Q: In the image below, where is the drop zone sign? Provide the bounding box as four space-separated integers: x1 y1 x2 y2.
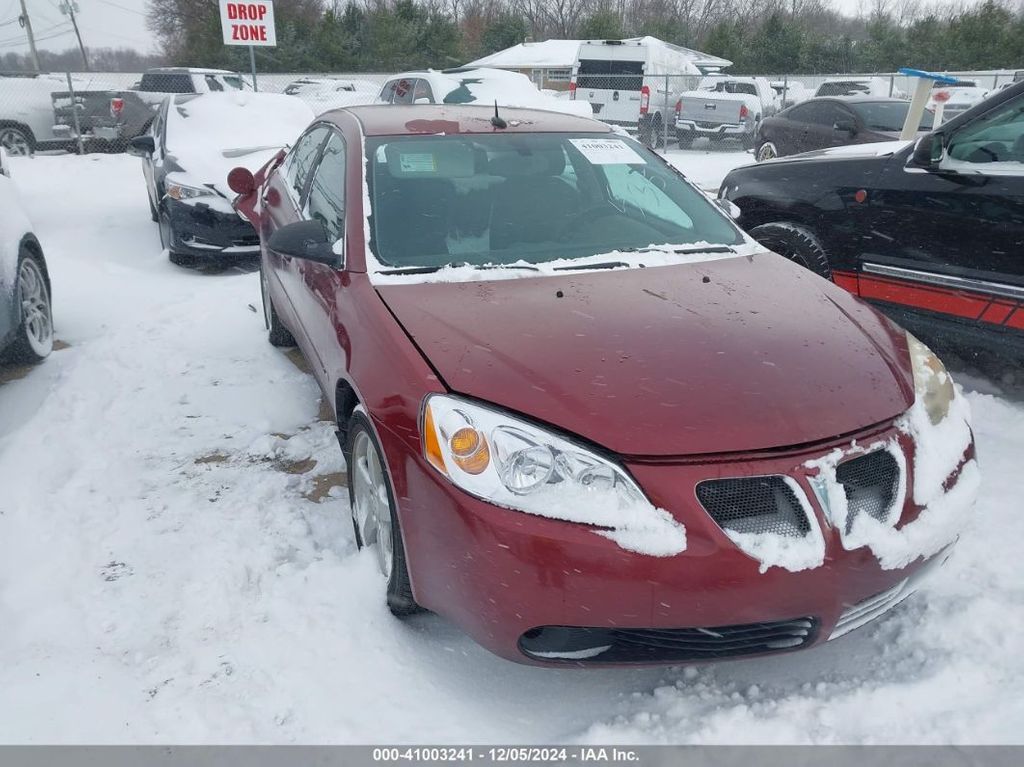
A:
219 0 276 46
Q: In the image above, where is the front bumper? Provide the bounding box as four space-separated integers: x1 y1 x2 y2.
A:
385 417 975 666
676 119 751 137
165 198 260 258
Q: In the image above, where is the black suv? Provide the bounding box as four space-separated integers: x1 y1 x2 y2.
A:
720 81 1024 361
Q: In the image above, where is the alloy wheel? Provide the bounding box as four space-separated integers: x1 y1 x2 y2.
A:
0 128 31 157
18 257 53 357
757 142 778 162
351 429 395 577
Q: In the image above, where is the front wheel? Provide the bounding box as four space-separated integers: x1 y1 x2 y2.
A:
0 125 33 157
749 222 832 279
346 409 420 616
756 141 779 162
676 131 693 149
5 250 53 363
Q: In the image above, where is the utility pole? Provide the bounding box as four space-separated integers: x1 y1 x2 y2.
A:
59 1 89 71
17 0 41 72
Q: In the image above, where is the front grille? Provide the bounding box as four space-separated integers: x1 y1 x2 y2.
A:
835 450 900 532
520 618 818 663
696 476 810 537
829 581 908 640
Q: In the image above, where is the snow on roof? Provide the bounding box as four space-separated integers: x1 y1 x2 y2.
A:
467 40 584 69
466 37 731 72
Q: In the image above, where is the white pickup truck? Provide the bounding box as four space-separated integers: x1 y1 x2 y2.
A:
674 76 776 149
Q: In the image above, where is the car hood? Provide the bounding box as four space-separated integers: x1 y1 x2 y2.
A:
376 254 914 457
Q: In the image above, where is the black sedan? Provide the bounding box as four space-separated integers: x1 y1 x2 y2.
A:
128 93 312 266
721 81 1024 361
754 97 933 162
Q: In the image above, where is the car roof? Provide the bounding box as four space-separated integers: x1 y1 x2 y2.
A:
327 104 612 137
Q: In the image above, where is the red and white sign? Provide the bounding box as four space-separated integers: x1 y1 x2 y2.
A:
219 0 276 47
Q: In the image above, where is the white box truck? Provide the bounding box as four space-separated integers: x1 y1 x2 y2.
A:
570 38 702 147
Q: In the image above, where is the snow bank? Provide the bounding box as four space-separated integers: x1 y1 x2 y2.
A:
165 92 314 198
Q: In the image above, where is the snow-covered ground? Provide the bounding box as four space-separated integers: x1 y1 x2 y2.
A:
1 152 1023 744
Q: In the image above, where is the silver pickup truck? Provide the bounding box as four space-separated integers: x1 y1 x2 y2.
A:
51 68 250 151
675 77 776 149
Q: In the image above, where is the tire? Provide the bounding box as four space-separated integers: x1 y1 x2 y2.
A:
5 248 54 363
0 124 34 157
676 131 693 150
749 222 832 279
260 262 295 347
345 409 420 616
756 141 779 162
742 121 759 151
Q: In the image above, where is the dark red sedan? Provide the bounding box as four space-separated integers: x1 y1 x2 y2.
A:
230 105 978 666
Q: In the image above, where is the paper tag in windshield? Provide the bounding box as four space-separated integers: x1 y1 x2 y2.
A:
399 153 437 173
570 138 646 165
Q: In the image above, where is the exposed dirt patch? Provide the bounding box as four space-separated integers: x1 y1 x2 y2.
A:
0 338 71 384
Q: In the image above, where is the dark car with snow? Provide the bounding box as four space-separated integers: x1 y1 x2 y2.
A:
0 150 54 364
754 97 934 162
128 92 312 266
226 104 977 666
722 81 1024 361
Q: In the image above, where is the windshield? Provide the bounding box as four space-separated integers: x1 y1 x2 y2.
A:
365 133 743 270
850 101 934 132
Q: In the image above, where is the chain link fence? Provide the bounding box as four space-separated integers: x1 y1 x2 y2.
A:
1 67 1019 158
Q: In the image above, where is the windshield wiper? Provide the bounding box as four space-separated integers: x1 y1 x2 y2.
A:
553 261 629 271
670 246 736 255
378 262 540 275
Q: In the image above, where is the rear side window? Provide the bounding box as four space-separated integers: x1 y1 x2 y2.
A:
576 59 644 91
284 126 330 203
381 78 415 104
139 73 194 93
305 132 347 244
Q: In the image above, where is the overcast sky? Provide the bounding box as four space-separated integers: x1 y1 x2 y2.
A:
0 0 989 58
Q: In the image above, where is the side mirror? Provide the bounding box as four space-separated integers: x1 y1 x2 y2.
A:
227 166 256 196
128 135 155 157
267 220 339 266
834 120 857 135
716 198 741 220
911 133 942 168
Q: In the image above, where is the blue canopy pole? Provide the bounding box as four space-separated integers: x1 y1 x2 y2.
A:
898 68 960 140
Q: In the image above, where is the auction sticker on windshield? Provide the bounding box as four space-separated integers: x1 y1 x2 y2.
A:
398 153 437 173
569 138 646 165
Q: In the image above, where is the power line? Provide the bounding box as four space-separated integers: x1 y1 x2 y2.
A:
93 0 147 16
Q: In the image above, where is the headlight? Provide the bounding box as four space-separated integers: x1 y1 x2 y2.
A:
906 331 955 425
166 181 213 201
421 394 685 555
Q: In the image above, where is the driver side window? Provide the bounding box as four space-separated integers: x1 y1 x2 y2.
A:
947 99 1024 166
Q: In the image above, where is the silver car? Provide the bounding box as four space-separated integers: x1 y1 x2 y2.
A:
0 150 53 364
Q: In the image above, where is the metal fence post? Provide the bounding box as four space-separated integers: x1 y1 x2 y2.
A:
65 71 85 155
783 74 789 108
888 74 895 97
662 73 670 153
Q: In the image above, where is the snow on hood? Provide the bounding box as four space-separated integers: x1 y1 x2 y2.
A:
164 92 314 198
0 174 33 298
763 140 913 164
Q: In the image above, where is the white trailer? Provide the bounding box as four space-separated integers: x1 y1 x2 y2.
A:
570 38 702 147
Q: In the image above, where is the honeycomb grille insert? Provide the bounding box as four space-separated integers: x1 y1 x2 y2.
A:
696 476 810 537
836 450 901 532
